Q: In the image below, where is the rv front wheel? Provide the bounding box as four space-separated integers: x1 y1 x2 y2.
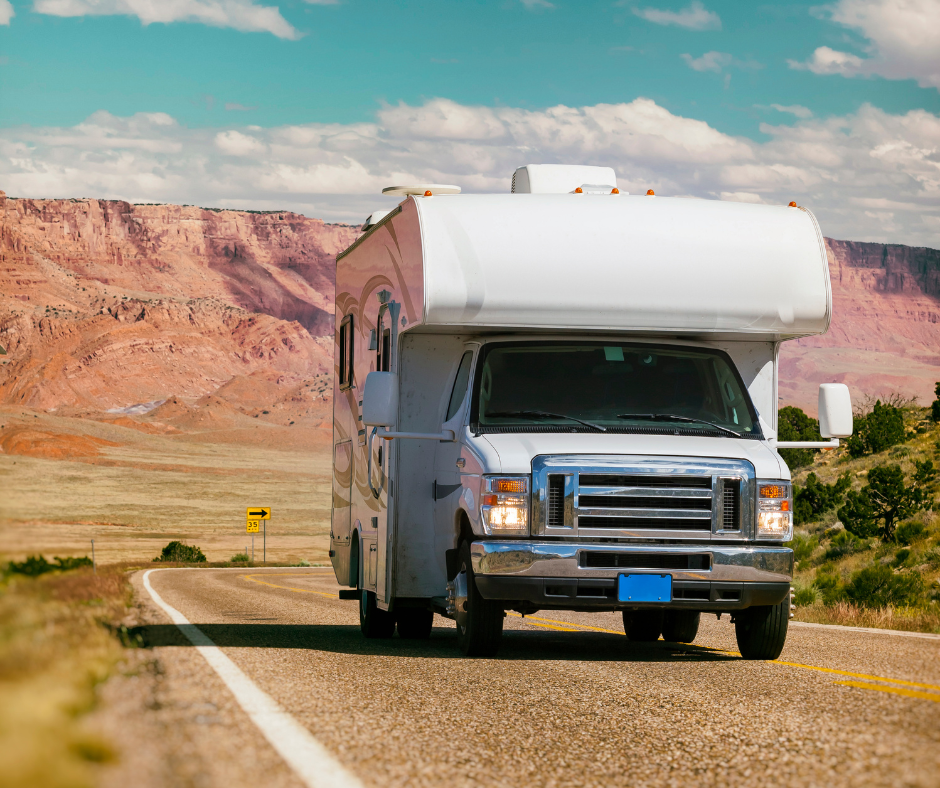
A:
360 590 395 638
455 542 503 657
734 598 789 660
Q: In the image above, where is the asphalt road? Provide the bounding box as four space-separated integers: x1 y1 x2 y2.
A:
135 567 940 788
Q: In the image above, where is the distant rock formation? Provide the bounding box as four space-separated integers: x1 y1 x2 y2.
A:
0 192 358 411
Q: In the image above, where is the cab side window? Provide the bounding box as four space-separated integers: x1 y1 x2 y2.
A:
338 315 354 390
445 351 474 422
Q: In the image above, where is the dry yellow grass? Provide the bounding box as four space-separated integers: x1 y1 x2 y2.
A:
795 601 940 633
0 567 130 788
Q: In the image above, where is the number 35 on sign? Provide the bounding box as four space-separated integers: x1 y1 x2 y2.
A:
246 520 261 533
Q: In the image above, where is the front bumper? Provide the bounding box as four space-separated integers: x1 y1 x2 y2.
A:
470 540 792 611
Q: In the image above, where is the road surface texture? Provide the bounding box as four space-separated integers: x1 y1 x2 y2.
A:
108 567 940 788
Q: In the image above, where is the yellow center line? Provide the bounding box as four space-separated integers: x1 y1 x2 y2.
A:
241 573 339 599
773 660 940 692
835 680 940 703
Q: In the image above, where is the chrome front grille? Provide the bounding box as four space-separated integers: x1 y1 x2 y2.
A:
532 456 754 541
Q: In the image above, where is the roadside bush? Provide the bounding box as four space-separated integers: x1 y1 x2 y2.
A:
813 565 845 605
838 461 936 542
931 382 940 423
844 564 925 608
777 406 821 469
229 553 250 563
792 578 821 607
788 532 819 562
846 401 905 458
823 529 869 561
6 555 92 577
895 520 928 545
153 541 207 563
794 472 851 525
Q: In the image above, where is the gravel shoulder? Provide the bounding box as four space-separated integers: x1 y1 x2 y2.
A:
95 567 940 788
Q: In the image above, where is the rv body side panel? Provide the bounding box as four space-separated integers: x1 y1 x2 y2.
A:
395 333 472 599
712 340 776 427
331 203 425 590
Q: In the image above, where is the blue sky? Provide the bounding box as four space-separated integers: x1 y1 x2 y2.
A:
1 0 938 245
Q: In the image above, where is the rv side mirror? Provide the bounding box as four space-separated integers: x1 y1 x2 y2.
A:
818 383 853 438
362 371 398 427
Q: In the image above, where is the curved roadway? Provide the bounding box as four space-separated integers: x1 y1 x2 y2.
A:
136 567 940 788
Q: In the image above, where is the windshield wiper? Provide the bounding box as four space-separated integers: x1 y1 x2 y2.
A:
486 410 607 433
615 413 742 438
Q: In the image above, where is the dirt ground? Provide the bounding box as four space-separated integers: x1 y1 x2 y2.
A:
0 406 333 566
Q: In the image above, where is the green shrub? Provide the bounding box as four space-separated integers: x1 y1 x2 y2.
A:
777 406 821 469
894 547 911 566
153 541 207 563
895 520 928 544
813 566 845 605
931 382 940 423
794 472 851 525
792 579 821 607
230 553 250 563
787 532 819 562
846 401 905 458
6 555 93 577
838 461 936 542
844 564 925 608
824 529 869 561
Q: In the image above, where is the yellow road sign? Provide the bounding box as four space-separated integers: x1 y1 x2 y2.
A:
247 520 261 533
246 507 271 520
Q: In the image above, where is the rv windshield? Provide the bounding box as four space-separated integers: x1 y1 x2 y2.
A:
471 342 760 438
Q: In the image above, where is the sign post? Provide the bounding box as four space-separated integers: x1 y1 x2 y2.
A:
246 508 270 564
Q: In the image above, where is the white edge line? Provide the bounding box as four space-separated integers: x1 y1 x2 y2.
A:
142 569 364 788
791 620 940 641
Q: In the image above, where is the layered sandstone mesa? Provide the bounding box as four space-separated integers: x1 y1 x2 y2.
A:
0 191 359 411
780 239 940 413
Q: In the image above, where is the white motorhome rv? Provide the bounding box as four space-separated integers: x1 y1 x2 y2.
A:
329 165 852 659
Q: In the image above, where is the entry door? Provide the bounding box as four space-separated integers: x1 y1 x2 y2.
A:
374 300 400 606
330 440 353 584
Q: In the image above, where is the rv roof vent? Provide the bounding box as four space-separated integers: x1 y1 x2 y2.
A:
512 164 617 194
381 184 461 196
362 210 392 231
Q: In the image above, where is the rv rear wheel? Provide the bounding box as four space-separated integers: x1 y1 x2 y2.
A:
455 542 503 657
360 590 395 638
623 609 663 642
397 608 434 639
661 610 700 643
734 598 789 660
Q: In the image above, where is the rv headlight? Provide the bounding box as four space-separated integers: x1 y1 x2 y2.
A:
481 476 529 536
756 481 792 541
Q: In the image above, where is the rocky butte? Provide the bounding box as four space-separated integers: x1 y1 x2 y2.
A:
0 191 938 417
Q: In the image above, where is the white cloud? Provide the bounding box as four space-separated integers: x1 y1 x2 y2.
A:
32 0 300 39
225 102 257 111
1 99 938 246
632 1 720 30
0 0 14 24
789 0 940 90
682 51 733 72
768 104 814 119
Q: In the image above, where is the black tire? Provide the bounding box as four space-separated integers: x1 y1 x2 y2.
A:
397 608 434 639
662 610 700 643
456 542 503 657
623 609 663 642
735 599 789 660
360 589 395 638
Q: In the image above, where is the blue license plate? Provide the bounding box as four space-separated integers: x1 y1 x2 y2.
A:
617 574 672 603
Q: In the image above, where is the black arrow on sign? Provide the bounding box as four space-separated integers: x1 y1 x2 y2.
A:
249 509 269 518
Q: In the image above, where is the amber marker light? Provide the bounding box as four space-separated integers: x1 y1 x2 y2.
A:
424 190 433 197
646 189 655 196
574 187 584 193
759 484 786 498
611 188 620 194
494 479 525 493
789 201 797 207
